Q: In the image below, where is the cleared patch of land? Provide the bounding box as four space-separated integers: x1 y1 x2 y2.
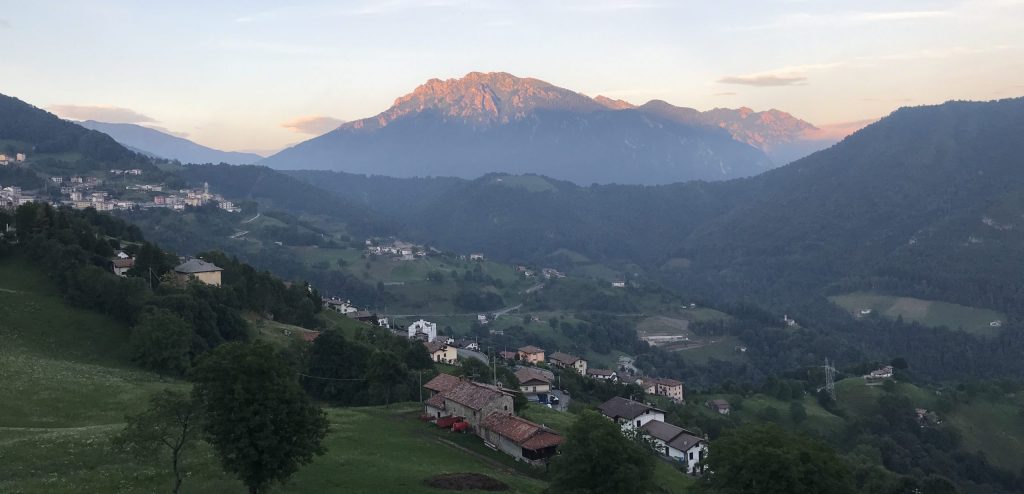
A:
829 292 1006 337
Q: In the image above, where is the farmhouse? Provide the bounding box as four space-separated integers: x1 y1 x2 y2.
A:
424 341 458 364
423 380 514 433
517 345 545 364
111 257 135 277
514 368 551 396
173 258 223 286
599 396 665 430
549 351 587 376
641 420 707 474
865 365 894 383
479 413 563 465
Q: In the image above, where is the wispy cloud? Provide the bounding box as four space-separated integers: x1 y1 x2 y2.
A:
850 10 951 22
281 115 346 135
717 74 806 87
47 104 155 123
712 91 737 96
0 19 11 29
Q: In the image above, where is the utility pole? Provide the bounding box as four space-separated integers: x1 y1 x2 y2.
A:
418 370 422 403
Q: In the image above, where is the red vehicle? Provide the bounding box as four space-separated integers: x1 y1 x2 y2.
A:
436 416 462 429
451 421 470 433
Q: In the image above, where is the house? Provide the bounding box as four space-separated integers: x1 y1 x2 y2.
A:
408 319 438 342
549 352 588 376
480 413 563 465
348 310 379 325
514 368 552 396
587 368 617 381
423 380 514 432
499 350 518 362
598 396 666 430
865 365 894 382
517 345 545 364
641 420 707 475
611 281 626 288
173 258 223 286
469 253 485 261
640 377 685 403
15 153 25 162
477 314 489 325
323 298 358 315
706 399 731 415
111 257 135 277
425 341 458 365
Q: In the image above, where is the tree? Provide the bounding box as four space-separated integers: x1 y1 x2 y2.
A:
365 350 407 406
129 308 193 374
696 424 854 494
115 390 201 494
190 342 329 494
548 410 655 494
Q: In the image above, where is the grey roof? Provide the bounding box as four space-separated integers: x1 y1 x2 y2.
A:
598 396 665 420
174 258 223 274
641 420 703 449
641 420 685 442
667 432 704 452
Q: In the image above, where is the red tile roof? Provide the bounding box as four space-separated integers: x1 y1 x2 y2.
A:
425 393 447 410
481 413 564 450
424 373 462 394
518 345 544 354
111 258 135 269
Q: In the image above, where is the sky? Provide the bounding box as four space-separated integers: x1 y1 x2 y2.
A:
1 0 1022 154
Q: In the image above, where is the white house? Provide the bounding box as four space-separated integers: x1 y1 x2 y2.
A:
598 396 665 430
408 319 438 342
641 420 707 475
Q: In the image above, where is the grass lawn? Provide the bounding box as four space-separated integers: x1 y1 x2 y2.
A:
668 336 746 365
945 396 1024 472
829 292 1005 337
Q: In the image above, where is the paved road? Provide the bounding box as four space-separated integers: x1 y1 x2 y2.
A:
242 212 261 224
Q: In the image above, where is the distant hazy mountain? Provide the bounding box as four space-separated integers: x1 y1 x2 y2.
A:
79 120 262 165
262 72 774 185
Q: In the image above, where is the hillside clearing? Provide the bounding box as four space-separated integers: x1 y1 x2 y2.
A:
829 292 1005 337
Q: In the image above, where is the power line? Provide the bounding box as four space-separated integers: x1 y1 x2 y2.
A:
297 373 367 382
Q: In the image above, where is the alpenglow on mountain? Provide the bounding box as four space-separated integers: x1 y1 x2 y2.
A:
262 72 835 185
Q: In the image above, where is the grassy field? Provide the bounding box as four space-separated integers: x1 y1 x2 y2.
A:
829 292 1006 337
945 396 1024 472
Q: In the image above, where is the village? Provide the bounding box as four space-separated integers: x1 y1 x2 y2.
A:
1 162 238 213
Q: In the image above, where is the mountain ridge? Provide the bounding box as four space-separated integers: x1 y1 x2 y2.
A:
78 120 263 165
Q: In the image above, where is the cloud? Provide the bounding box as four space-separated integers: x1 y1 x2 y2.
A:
712 91 737 96
734 9 953 31
0 19 10 29
850 10 951 22
717 74 806 87
281 115 346 135
47 104 155 123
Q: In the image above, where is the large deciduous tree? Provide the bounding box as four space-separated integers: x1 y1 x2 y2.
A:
548 410 655 494
190 342 328 494
129 307 192 374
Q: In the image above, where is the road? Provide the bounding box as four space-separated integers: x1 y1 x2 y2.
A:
242 212 261 224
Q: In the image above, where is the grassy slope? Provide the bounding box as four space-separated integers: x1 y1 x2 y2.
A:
0 258 693 493
829 292 1005 337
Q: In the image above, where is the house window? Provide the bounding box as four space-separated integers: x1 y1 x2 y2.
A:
504 405 508 411
636 420 641 427
689 452 694 460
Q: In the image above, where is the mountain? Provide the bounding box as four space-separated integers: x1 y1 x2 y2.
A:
0 94 142 165
78 120 263 165
262 72 774 185
300 97 1024 319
